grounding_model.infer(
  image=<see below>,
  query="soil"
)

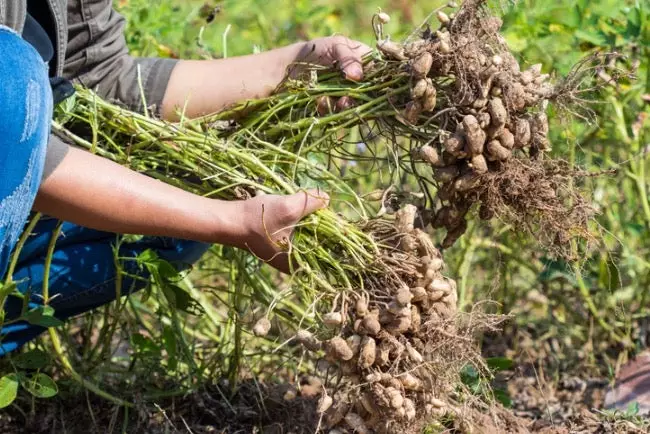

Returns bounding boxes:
[0,354,645,434]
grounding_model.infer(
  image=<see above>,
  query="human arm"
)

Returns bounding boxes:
[41,1,350,271]
[35,138,327,272]
[160,36,370,119]
[63,0,370,119]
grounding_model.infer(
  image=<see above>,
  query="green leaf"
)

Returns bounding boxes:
[24,306,64,328]
[0,281,17,299]
[493,388,513,407]
[131,333,161,356]
[538,258,577,285]
[626,401,640,417]
[121,234,144,244]
[557,6,582,28]
[162,284,204,316]
[136,248,158,265]
[626,222,646,237]
[21,373,58,398]
[0,374,19,408]
[460,365,481,393]
[157,261,181,280]
[486,357,514,372]
[598,254,621,290]
[137,249,183,283]
[13,349,50,370]
[574,29,608,46]
[503,32,528,52]
[138,8,149,22]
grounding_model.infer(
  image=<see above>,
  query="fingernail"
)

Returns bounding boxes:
[346,64,363,81]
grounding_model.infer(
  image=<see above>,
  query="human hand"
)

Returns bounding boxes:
[295,36,372,81]
[239,189,330,273]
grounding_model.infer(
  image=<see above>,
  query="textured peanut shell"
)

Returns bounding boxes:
[443,133,466,157]
[419,145,441,166]
[470,154,488,174]
[412,52,434,78]
[462,115,487,156]
[486,139,511,161]
[514,117,532,148]
[498,128,515,150]
[358,337,377,369]
[327,337,354,361]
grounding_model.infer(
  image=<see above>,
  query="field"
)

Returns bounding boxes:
[0,0,649,432]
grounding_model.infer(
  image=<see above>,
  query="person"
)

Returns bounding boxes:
[0,1,369,355]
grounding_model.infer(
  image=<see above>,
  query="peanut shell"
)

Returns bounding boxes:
[358,336,377,369]
[327,337,354,361]
[411,78,430,99]
[462,115,486,156]
[253,318,271,337]
[419,144,441,166]
[412,52,433,78]
[470,154,488,174]
[486,139,511,161]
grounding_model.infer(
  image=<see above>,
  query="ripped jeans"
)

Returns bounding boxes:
[0,27,210,355]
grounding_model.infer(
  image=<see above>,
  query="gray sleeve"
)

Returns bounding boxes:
[63,0,178,116]
[43,134,70,181]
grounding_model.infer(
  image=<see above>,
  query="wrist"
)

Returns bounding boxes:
[202,198,253,249]
[293,38,326,65]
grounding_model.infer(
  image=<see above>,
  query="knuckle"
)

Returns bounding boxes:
[330,35,348,46]
[276,198,296,221]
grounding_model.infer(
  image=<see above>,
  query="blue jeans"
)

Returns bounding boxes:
[0,27,210,355]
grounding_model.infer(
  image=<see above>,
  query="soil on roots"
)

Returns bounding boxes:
[474,158,598,257]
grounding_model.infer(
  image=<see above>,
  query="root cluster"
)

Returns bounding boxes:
[288,205,483,433]
[378,0,597,250]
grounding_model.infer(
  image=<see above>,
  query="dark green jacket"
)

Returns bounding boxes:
[0,0,177,115]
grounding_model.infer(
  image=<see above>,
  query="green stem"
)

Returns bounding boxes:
[568,128,627,344]
[42,221,133,407]
[455,223,477,311]
[4,213,42,282]
[632,160,650,228]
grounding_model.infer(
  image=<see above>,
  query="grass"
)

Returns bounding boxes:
[0,0,649,432]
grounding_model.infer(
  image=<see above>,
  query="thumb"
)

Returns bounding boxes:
[332,39,371,82]
[290,189,330,219]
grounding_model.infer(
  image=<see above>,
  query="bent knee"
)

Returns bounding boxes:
[0,27,52,151]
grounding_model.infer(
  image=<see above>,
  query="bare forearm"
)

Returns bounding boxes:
[34,141,248,247]
[161,36,368,121]
[162,42,307,120]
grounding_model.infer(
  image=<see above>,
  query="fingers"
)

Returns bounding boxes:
[291,189,330,219]
[265,190,328,274]
[331,37,372,81]
[272,189,328,274]
[269,254,291,275]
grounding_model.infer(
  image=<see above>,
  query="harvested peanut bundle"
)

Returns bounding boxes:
[57,89,491,434]
[288,205,485,434]
[205,0,617,254]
